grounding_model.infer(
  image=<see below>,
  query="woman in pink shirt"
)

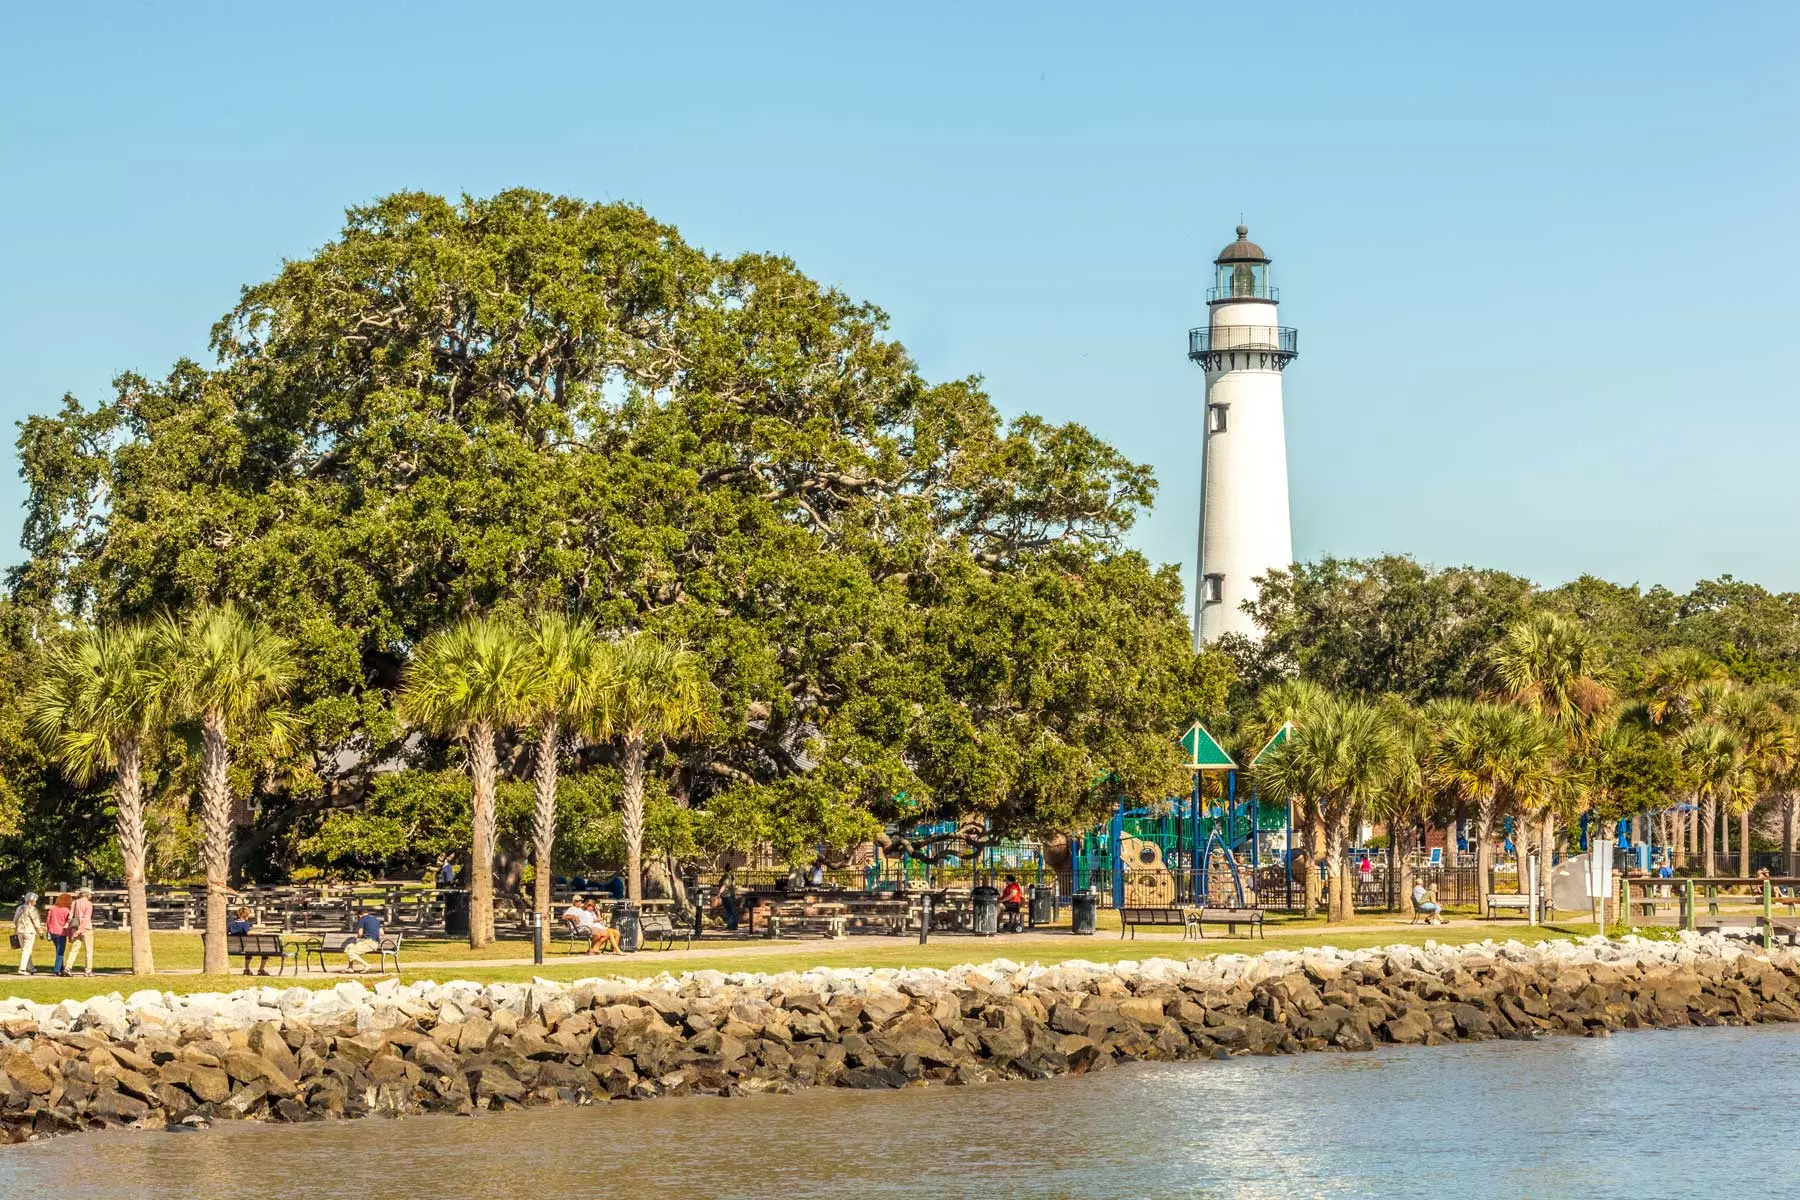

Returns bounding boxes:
[44,893,72,977]
[67,887,96,976]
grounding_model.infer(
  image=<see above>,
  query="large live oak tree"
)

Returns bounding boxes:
[13,190,1223,883]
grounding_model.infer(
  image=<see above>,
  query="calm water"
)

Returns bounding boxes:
[2,1025,1796,1199]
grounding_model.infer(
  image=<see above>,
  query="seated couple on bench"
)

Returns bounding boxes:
[1412,884,1446,926]
[562,898,623,953]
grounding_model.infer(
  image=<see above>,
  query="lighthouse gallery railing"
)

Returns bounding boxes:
[1187,325,1298,356]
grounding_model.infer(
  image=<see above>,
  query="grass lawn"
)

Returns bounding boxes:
[0,917,1604,1007]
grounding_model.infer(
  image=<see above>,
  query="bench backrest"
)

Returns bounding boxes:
[1201,908,1261,920]
[318,931,402,950]
[1121,907,1184,923]
[227,933,285,955]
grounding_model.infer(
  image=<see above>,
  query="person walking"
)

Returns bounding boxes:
[67,886,97,977]
[12,892,42,975]
[45,892,73,977]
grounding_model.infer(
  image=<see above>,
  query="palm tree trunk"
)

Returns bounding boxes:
[469,720,498,949]
[1701,794,1717,878]
[1785,794,1797,877]
[1307,802,1326,917]
[113,737,155,976]
[1540,812,1555,870]
[1397,820,1417,916]
[622,732,647,903]
[1475,794,1496,907]
[1385,829,1397,912]
[532,716,559,928]
[1323,810,1349,924]
[1739,804,1751,878]
[199,712,233,975]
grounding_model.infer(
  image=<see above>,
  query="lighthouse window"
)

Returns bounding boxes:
[1203,573,1224,604]
[1208,404,1228,433]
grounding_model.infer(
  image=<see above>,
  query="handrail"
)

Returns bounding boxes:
[1188,325,1298,356]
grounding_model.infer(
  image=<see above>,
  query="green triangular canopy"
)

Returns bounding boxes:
[1179,720,1235,770]
[1250,722,1293,766]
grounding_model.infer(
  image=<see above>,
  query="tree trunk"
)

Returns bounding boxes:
[113,737,155,976]
[469,721,497,949]
[1475,794,1496,908]
[1541,812,1555,870]
[1701,793,1717,878]
[1323,810,1349,923]
[1396,820,1418,916]
[1739,804,1751,878]
[622,732,647,903]
[1385,828,1398,912]
[199,712,233,975]
[1786,794,1797,877]
[532,716,559,929]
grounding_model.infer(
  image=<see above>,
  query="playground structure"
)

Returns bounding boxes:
[1068,722,1293,911]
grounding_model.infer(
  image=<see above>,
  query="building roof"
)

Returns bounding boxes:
[1215,224,1269,264]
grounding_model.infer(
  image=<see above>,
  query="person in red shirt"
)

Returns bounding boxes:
[999,876,1025,931]
[44,893,72,977]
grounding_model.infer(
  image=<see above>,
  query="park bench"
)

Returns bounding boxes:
[637,910,695,951]
[559,916,600,953]
[1194,907,1266,939]
[224,932,301,976]
[1485,893,1535,920]
[301,931,403,975]
[1119,906,1191,939]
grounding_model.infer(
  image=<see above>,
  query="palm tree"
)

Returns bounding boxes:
[520,612,605,927]
[169,606,298,975]
[1248,679,1329,915]
[1490,613,1613,877]
[1374,697,1434,915]
[1256,695,1400,923]
[398,615,536,948]
[1719,687,1794,877]
[1675,721,1748,878]
[590,634,712,903]
[26,622,171,975]
[1642,649,1728,864]
[1431,700,1554,898]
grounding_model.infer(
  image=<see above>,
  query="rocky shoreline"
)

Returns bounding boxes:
[2,933,1796,1143]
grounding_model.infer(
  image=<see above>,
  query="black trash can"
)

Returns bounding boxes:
[443,891,470,938]
[1070,891,1098,935]
[1028,884,1055,928]
[612,903,643,953]
[971,886,1000,936]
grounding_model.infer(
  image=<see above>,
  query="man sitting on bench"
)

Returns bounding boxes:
[1412,883,1445,926]
[999,876,1026,932]
[228,906,277,976]
[344,908,383,973]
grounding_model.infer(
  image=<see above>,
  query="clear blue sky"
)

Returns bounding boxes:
[4,2,1797,601]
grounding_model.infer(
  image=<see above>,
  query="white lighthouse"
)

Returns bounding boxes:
[1190,225,1297,646]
